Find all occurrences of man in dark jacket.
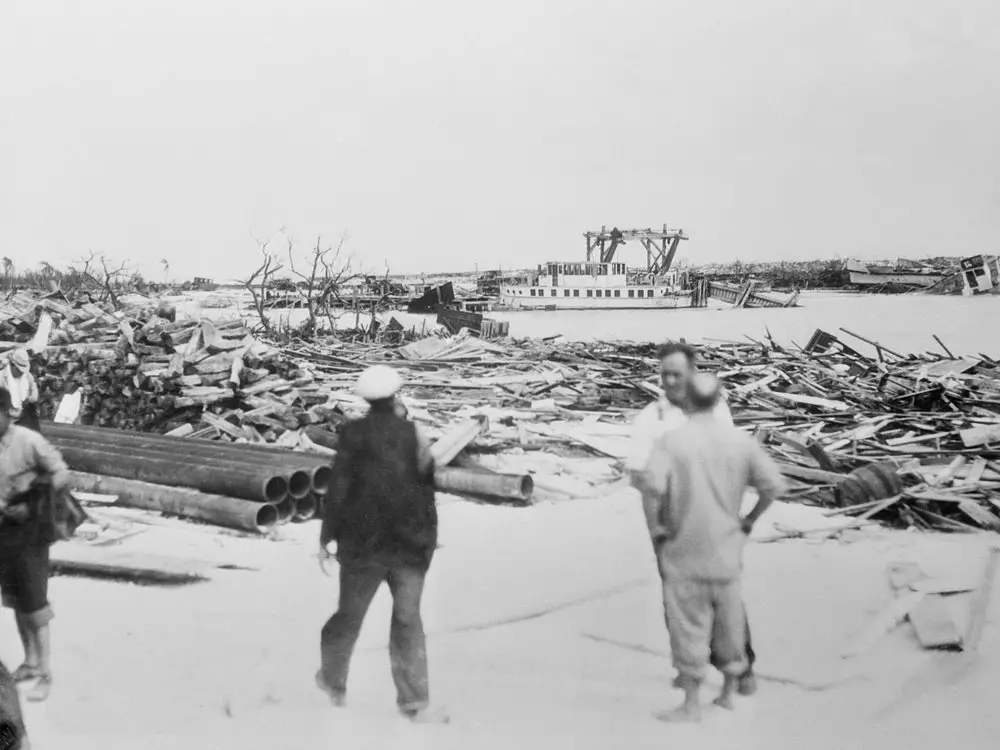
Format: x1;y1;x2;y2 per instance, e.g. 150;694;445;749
316;365;447;724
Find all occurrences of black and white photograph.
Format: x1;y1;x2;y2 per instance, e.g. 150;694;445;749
1;1;998;748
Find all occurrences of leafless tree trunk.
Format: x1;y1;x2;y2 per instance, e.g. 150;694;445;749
286;232;362;336
69;252;141;309
242;231;286;335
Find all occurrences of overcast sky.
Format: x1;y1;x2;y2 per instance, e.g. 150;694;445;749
3;0;998;282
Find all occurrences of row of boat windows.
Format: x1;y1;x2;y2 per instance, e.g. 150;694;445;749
547;263;627;275
519;288;660;298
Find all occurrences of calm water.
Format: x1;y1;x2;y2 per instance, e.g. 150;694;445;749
252;290;991;358
485;291;992;358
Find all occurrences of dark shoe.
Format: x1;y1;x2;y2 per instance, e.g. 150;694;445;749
402;705;450;724
11;665;39;683
737;673;758;696
26;674;51;703
315;671;346;707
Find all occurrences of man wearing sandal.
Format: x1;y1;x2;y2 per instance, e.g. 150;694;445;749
0;387;69;703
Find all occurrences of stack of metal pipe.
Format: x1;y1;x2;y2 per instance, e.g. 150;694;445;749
42;422;333;534
43;417;537;536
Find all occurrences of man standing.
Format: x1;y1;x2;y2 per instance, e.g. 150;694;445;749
0;386;70;703
0;351;39;430
644;373;785;722
316;365;448;724
627;342;759;695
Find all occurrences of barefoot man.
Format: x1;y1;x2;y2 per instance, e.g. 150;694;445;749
627;342;760;695
0;386;70;704
643;373;785;722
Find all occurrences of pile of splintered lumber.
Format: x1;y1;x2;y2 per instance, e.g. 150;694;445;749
276;326;1000;533
7;287;1000;534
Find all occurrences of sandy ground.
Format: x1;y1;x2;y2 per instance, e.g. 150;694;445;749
3;469;998;750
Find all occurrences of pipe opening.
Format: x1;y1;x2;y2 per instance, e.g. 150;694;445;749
311;465;333;496
287;470;311;500
274;496;294;523
519;475;534;499
255;503;280;532
263;476;288;503
292;494;318;522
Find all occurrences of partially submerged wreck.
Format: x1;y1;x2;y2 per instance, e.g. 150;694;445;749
922;254;1000;297
844;259;947;291
706;279;801;308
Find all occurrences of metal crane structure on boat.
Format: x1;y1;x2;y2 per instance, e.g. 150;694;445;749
583;225;689;276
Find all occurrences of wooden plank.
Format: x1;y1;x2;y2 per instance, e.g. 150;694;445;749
964;547;1000;653
963;457;989;486
908;594;963;649
886;431;952;447
841;589;925;658
956;499;1000;530
766;390;850;411
50;544;211;584
960;422;1000;448
928;456;967;487
778;463;844;484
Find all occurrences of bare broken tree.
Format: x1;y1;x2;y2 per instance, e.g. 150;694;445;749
69;252;142;309
286;233;362;335
242;230;286;335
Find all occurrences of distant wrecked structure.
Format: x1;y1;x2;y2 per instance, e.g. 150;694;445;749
688;257;966;293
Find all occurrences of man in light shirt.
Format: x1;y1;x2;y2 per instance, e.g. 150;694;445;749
642;373;784;722
0;350;39;429
627;341;758;696
0;386;70;704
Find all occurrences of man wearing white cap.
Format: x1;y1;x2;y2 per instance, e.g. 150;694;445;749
0;350;39;429
316;365;447;724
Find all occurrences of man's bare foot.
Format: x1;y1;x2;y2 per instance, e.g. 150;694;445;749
655;704;702;723
737;673;757;696
713;693;735;710
26;674;51;703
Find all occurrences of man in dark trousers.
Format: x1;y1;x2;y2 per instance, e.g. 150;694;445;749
0;386;69;706
316;365;448;724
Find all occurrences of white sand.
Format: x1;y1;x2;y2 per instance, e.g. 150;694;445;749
5;472;998;750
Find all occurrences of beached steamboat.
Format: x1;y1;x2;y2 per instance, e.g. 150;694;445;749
498;261;698;310
497;225;705;310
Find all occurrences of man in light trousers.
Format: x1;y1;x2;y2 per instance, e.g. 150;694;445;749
642;373;784;722
627;342;760;695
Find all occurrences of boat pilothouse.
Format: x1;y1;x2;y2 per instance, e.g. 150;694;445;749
497;224;704;310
